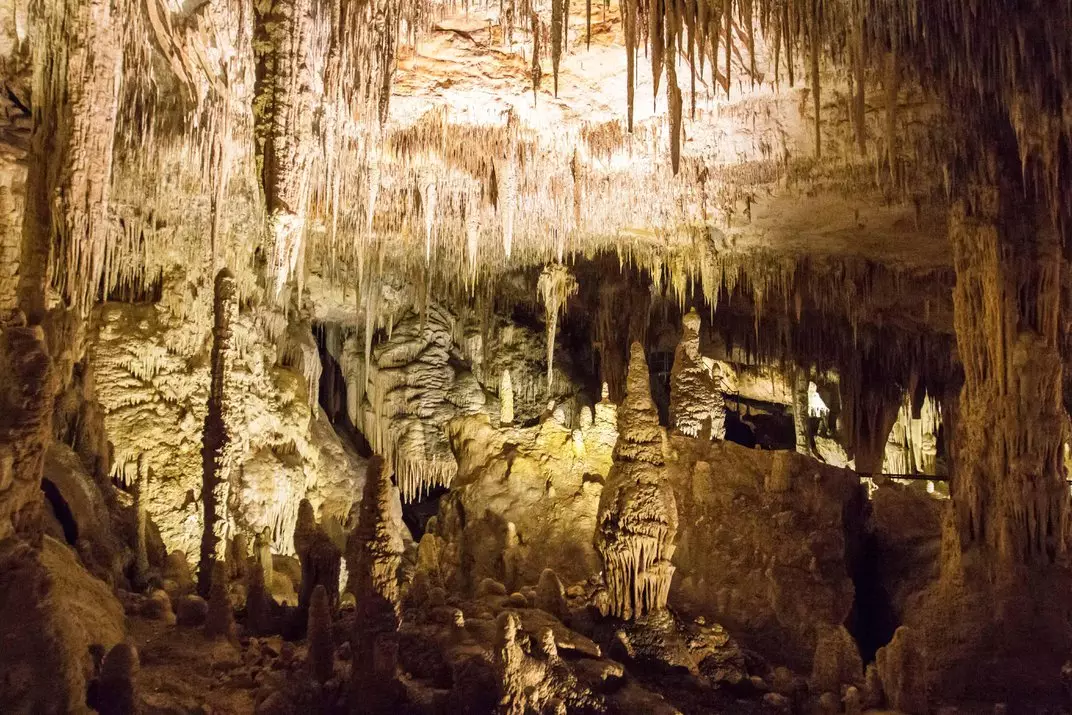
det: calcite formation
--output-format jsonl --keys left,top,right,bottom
{"left": 199, "top": 268, "right": 238, "bottom": 596}
{"left": 349, "top": 456, "right": 406, "bottom": 708}
{"left": 669, "top": 309, "right": 724, "bottom": 440}
{"left": 596, "top": 342, "right": 678, "bottom": 620}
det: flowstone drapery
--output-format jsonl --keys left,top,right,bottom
{"left": 595, "top": 342, "right": 678, "bottom": 620}
{"left": 949, "top": 191, "right": 1067, "bottom": 565}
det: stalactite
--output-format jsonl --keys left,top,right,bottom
{"left": 22, "top": 0, "right": 122, "bottom": 321}
{"left": 552, "top": 0, "right": 564, "bottom": 96}
{"left": 586, "top": 0, "right": 592, "bottom": 49}
{"left": 950, "top": 186, "right": 1067, "bottom": 567}
{"left": 537, "top": 264, "right": 579, "bottom": 392}
{"left": 622, "top": 0, "right": 636, "bottom": 131}
{"left": 531, "top": 13, "right": 543, "bottom": 102}
{"left": 651, "top": 0, "right": 664, "bottom": 102}
{"left": 198, "top": 269, "right": 238, "bottom": 598}
{"left": 133, "top": 456, "right": 150, "bottom": 588}
{"left": 809, "top": 0, "right": 821, "bottom": 159}
{"left": 666, "top": 25, "right": 682, "bottom": 175}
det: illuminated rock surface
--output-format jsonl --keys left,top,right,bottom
{"left": 1, "top": 0, "right": 1071, "bottom": 709}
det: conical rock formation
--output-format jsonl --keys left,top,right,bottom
{"left": 595, "top": 342, "right": 678, "bottom": 620}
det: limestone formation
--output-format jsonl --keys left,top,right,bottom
{"left": 875, "top": 626, "right": 928, "bottom": 714}
{"left": 307, "top": 584, "right": 334, "bottom": 683}
{"left": 204, "top": 561, "right": 236, "bottom": 640}
{"left": 92, "top": 642, "right": 140, "bottom": 715}
{"left": 198, "top": 269, "right": 239, "bottom": 598}
{"left": 499, "top": 369, "right": 514, "bottom": 426}
{"left": 227, "top": 533, "right": 250, "bottom": 583}
{"left": 349, "top": 456, "right": 406, "bottom": 708}
{"left": 595, "top": 342, "right": 678, "bottom": 620}
{"left": 669, "top": 310, "right": 724, "bottom": 440}
{"left": 255, "top": 526, "right": 275, "bottom": 589}
{"left": 296, "top": 517, "right": 342, "bottom": 615}
{"left": 245, "top": 556, "right": 274, "bottom": 636}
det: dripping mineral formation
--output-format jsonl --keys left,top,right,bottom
{"left": 0, "top": 0, "right": 1070, "bottom": 711}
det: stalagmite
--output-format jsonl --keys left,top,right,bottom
{"left": 295, "top": 502, "right": 342, "bottom": 614}
{"left": 133, "top": 459, "right": 150, "bottom": 588}
{"left": 792, "top": 367, "right": 812, "bottom": 456}
{"left": 198, "top": 269, "right": 238, "bottom": 598}
{"left": 204, "top": 561, "right": 235, "bottom": 640}
{"left": 92, "top": 643, "right": 139, "bottom": 715}
{"left": 669, "top": 309, "right": 724, "bottom": 440}
{"left": 255, "top": 526, "right": 275, "bottom": 589}
{"left": 307, "top": 584, "right": 335, "bottom": 683}
{"left": 500, "top": 369, "right": 515, "bottom": 425}
{"left": 349, "top": 456, "right": 405, "bottom": 710}
{"left": 245, "top": 557, "right": 273, "bottom": 636}
{"left": 595, "top": 342, "right": 678, "bottom": 620}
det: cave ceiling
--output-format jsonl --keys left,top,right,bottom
{"left": 1, "top": 0, "right": 1066, "bottom": 336}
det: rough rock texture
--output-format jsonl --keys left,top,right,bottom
{"left": 90, "top": 278, "right": 365, "bottom": 566}
{"left": 199, "top": 268, "right": 239, "bottom": 596}
{"left": 0, "top": 324, "right": 56, "bottom": 541}
{"left": 596, "top": 342, "right": 678, "bottom": 620}
{"left": 0, "top": 537, "right": 125, "bottom": 712}
{"left": 345, "top": 455, "right": 406, "bottom": 604}
{"left": 875, "top": 626, "right": 927, "bottom": 714}
{"left": 349, "top": 456, "right": 406, "bottom": 710}
{"left": 425, "top": 403, "right": 615, "bottom": 594}
{"left": 341, "top": 304, "right": 486, "bottom": 502}
{"left": 669, "top": 310, "right": 724, "bottom": 440}
{"left": 668, "top": 444, "right": 865, "bottom": 669}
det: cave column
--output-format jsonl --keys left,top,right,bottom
{"left": 949, "top": 192, "right": 1066, "bottom": 565}
{"left": 198, "top": 269, "right": 239, "bottom": 596}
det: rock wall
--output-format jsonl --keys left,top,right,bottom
{"left": 666, "top": 440, "right": 866, "bottom": 669}
{"left": 0, "top": 537, "right": 125, "bottom": 712}
{"left": 90, "top": 276, "right": 364, "bottom": 564}
{"left": 423, "top": 404, "right": 617, "bottom": 593}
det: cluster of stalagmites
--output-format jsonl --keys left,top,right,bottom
{"left": 595, "top": 342, "right": 678, "bottom": 621}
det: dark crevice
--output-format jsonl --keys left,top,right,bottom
{"left": 41, "top": 478, "right": 79, "bottom": 545}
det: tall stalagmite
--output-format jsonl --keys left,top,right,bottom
{"left": 595, "top": 342, "right": 678, "bottom": 620}
{"left": 669, "top": 309, "right": 724, "bottom": 439}
{"left": 348, "top": 455, "right": 405, "bottom": 709}
{"left": 198, "top": 269, "right": 239, "bottom": 597}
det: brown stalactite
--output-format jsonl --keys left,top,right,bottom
{"left": 199, "top": 269, "right": 238, "bottom": 598}
{"left": 623, "top": 0, "right": 637, "bottom": 131}
{"left": 19, "top": 0, "right": 121, "bottom": 321}
{"left": 809, "top": 0, "right": 821, "bottom": 160}
{"left": 254, "top": 0, "right": 322, "bottom": 299}
{"left": 667, "top": 24, "right": 682, "bottom": 174}
{"left": 552, "top": 0, "right": 564, "bottom": 96}
{"left": 651, "top": 0, "right": 664, "bottom": 102}
{"left": 950, "top": 191, "right": 1067, "bottom": 567}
